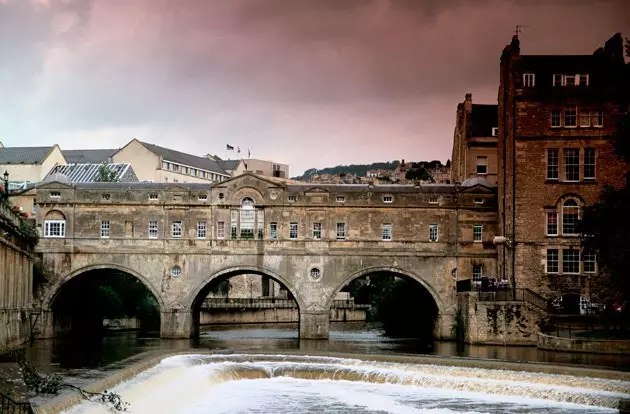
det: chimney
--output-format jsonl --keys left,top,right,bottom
{"left": 464, "top": 93, "right": 473, "bottom": 113}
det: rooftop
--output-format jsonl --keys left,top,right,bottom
{"left": 139, "top": 141, "right": 228, "bottom": 176}
{"left": 0, "top": 146, "right": 55, "bottom": 165}
{"left": 62, "top": 149, "right": 117, "bottom": 164}
{"left": 46, "top": 163, "right": 138, "bottom": 183}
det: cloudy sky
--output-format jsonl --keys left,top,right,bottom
{"left": 1, "top": 0, "right": 628, "bottom": 175}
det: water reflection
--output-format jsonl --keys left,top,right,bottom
{"left": 24, "top": 322, "right": 630, "bottom": 374}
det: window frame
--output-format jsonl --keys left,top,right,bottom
{"left": 171, "top": 221, "right": 183, "bottom": 239}
{"left": 312, "top": 222, "right": 322, "bottom": 240}
{"left": 579, "top": 111, "right": 590, "bottom": 128}
{"left": 475, "top": 156, "right": 488, "bottom": 175}
{"left": 336, "top": 196, "right": 345, "bottom": 203}
{"left": 473, "top": 224, "right": 482, "bottom": 243}
{"left": 523, "top": 72, "right": 535, "bottom": 87}
{"left": 382, "top": 223, "right": 392, "bottom": 241}
{"left": 547, "top": 149, "right": 559, "bottom": 180}
{"left": 546, "top": 249, "right": 559, "bottom": 274}
{"left": 428, "top": 197, "right": 439, "bottom": 204}
{"left": 582, "top": 251, "right": 597, "bottom": 273}
{"left": 382, "top": 195, "right": 393, "bottom": 204}
{"left": 429, "top": 224, "right": 438, "bottom": 242}
{"left": 546, "top": 211, "right": 558, "bottom": 236}
{"left": 592, "top": 111, "right": 603, "bottom": 127}
{"left": 578, "top": 74, "right": 589, "bottom": 86}
{"left": 336, "top": 222, "right": 346, "bottom": 240}
{"left": 550, "top": 110, "right": 561, "bottom": 128}
{"left": 562, "top": 249, "right": 580, "bottom": 274}
{"left": 563, "top": 148, "right": 580, "bottom": 182}
{"left": 564, "top": 75, "right": 576, "bottom": 86}
{"left": 584, "top": 148, "right": 596, "bottom": 180}
{"left": 564, "top": 106, "right": 577, "bottom": 128}
{"left": 216, "top": 221, "right": 225, "bottom": 239}
{"left": 289, "top": 222, "right": 298, "bottom": 240}
{"left": 44, "top": 220, "right": 66, "bottom": 238}
{"left": 562, "top": 199, "right": 579, "bottom": 236}
{"left": 269, "top": 222, "right": 278, "bottom": 240}
{"left": 287, "top": 195, "right": 297, "bottom": 203}
{"left": 552, "top": 74, "right": 563, "bottom": 86}
{"left": 472, "top": 264, "right": 483, "bottom": 284}
{"left": 197, "top": 221, "right": 207, "bottom": 239}
{"left": 100, "top": 220, "right": 110, "bottom": 238}
{"left": 148, "top": 221, "right": 158, "bottom": 239}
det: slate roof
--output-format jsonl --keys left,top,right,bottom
{"left": 139, "top": 141, "right": 228, "bottom": 176}
{"left": 72, "top": 182, "right": 211, "bottom": 190}
{"left": 0, "top": 146, "right": 54, "bottom": 164}
{"left": 218, "top": 159, "right": 241, "bottom": 171}
{"left": 63, "top": 149, "right": 117, "bottom": 164}
{"left": 285, "top": 183, "right": 458, "bottom": 194}
{"left": 470, "top": 104, "right": 498, "bottom": 137}
{"left": 46, "top": 163, "right": 139, "bottom": 183}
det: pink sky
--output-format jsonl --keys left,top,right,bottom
{"left": 0, "top": 0, "right": 628, "bottom": 175}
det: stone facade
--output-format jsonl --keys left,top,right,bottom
{"left": 497, "top": 33, "right": 629, "bottom": 305}
{"left": 33, "top": 173, "right": 497, "bottom": 339}
{"left": 0, "top": 201, "right": 35, "bottom": 351}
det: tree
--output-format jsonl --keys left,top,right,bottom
{"left": 95, "top": 162, "right": 119, "bottom": 182}
{"left": 405, "top": 167, "right": 432, "bottom": 181}
{"left": 579, "top": 37, "right": 630, "bottom": 301}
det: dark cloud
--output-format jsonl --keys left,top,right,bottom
{"left": 0, "top": 0, "right": 627, "bottom": 174}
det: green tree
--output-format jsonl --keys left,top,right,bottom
{"left": 405, "top": 167, "right": 432, "bottom": 181}
{"left": 579, "top": 38, "right": 630, "bottom": 301}
{"left": 95, "top": 162, "right": 119, "bottom": 182}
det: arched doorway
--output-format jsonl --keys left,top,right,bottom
{"left": 48, "top": 267, "right": 162, "bottom": 338}
{"left": 188, "top": 267, "right": 304, "bottom": 339}
{"left": 329, "top": 268, "right": 442, "bottom": 344}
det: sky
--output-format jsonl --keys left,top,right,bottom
{"left": 1, "top": 0, "right": 628, "bottom": 176}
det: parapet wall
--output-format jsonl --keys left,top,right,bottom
{"left": 538, "top": 333, "right": 630, "bottom": 355}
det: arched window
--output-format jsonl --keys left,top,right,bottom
{"left": 44, "top": 210, "right": 66, "bottom": 238}
{"left": 239, "top": 197, "right": 255, "bottom": 239}
{"left": 562, "top": 199, "right": 579, "bottom": 235}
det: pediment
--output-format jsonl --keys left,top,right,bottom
{"left": 304, "top": 186, "right": 330, "bottom": 194}
{"left": 459, "top": 184, "right": 495, "bottom": 194}
{"left": 214, "top": 172, "right": 285, "bottom": 190}
{"left": 36, "top": 181, "right": 74, "bottom": 190}
{"left": 166, "top": 185, "right": 193, "bottom": 192}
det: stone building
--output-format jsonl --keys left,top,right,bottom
{"left": 0, "top": 201, "right": 35, "bottom": 351}
{"left": 451, "top": 94, "right": 499, "bottom": 186}
{"left": 496, "top": 32, "right": 629, "bottom": 308}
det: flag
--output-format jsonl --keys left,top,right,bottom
{"left": 248, "top": 148, "right": 251, "bottom": 158}
{"left": 226, "top": 144, "right": 234, "bottom": 151}
{"left": 237, "top": 145, "right": 241, "bottom": 154}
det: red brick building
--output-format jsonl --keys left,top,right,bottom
{"left": 496, "top": 33, "right": 628, "bottom": 308}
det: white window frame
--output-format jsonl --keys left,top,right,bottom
{"left": 197, "top": 221, "right": 207, "bottom": 239}
{"left": 270, "top": 222, "right": 278, "bottom": 240}
{"left": 562, "top": 199, "right": 579, "bottom": 236}
{"left": 49, "top": 191, "right": 61, "bottom": 199}
{"left": 172, "top": 221, "right": 183, "bottom": 238}
{"left": 336, "top": 222, "right": 346, "bottom": 240}
{"left": 582, "top": 251, "right": 597, "bottom": 273}
{"left": 289, "top": 222, "right": 298, "bottom": 240}
{"left": 562, "top": 249, "right": 580, "bottom": 274}
{"left": 523, "top": 73, "right": 535, "bottom": 87}
{"left": 584, "top": 148, "right": 596, "bottom": 180}
{"left": 216, "top": 221, "right": 225, "bottom": 239}
{"left": 473, "top": 224, "right": 482, "bottom": 242}
{"left": 476, "top": 156, "right": 488, "bottom": 175}
{"left": 287, "top": 195, "right": 297, "bottom": 203}
{"left": 578, "top": 74, "right": 589, "bottom": 86}
{"left": 312, "top": 222, "right": 322, "bottom": 240}
{"left": 336, "top": 196, "right": 345, "bottom": 203}
{"left": 547, "top": 149, "right": 559, "bottom": 180}
{"left": 491, "top": 127, "right": 499, "bottom": 136}
{"left": 563, "top": 148, "right": 580, "bottom": 182}
{"left": 546, "top": 249, "right": 559, "bottom": 274}
{"left": 44, "top": 220, "right": 66, "bottom": 238}
{"left": 564, "top": 106, "right": 577, "bottom": 128}
{"left": 100, "top": 220, "right": 110, "bottom": 238}
{"left": 472, "top": 265, "right": 483, "bottom": 284}
{"left": 148, "top": 221, "right": 158, "bottom": 239}
{"left": 564, "top": 74, "right": 576, "bottom": 86}
{"left": 382, "top": 223, "right": 392, "bottom": 241}
{"left": 546, "top": 211, "right": 558, "bottom": 236}
{"left": 428, "top": 197, "right": 439, "bottom": 204}
{"left": 474, "top": 198, "right": 484, "bottom": 205}
{"left": 429, "top": 224, "right": 438, "bottom": 242}
{"left": 552, "top": 74, "right": 563, "bottom": 86}
{"left": 198, "top": 194, "right": 208, "bottom": 201}
{"left": 382, "top": 195, "right": 393, "bottom": 204}
{"left": 550, "top": 110, "right": 562, "bottom": 128}
{"left": 149, "top": 194, "right": 158, "bottom": 201}
{"left": 593, "top": 111, "right": 603, "bottom": 127}
{"left": 579, "top": 111, "right": 590, "bottom": 127}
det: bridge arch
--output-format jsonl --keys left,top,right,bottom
{"left": 326, "top": 265, "right": 445, "bottom": 313}
{"left": 42, "top": 263, "right": 166, "bottom": 312}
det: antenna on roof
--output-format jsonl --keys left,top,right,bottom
{"left": 514, "top": 25, "right": 528, "bottom": 37}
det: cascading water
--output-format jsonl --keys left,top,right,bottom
{"left": 62, "top": 354, "right": 630, "bottom": 414}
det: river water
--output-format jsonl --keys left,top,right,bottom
{"left": 19, "top": 322, "right": 630, "bottom": 413}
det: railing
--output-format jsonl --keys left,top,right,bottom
{"left": 0, "top": 391, "right": 32, "bottom": 414}
{"left": 0, "top": 201, "right": 20, "bottom": 228}
{"left": 201, "top": 298, "right": 370, "bottom": 310}
{"left": 477, "top": 288, "right": 548, "bottom": 312}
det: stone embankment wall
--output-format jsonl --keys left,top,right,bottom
{"left": 538, "top": 333, "right": 630, "bottom": 355}
{"left": 102, "top": 317, "right": 141, "bottom": 330}
{"left": 200, "top": 307, "right": 366, "bottom": 325}
{"left": 0, "top": 202, "right": 35, "bottom": 351}
{"left": 458, "top": 292, "right": 541, "bottom": 345}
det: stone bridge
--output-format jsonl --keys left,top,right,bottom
{"left": 32, "top": 173, "right": 498, "bottom": 339}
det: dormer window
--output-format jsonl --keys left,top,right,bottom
{"left": 287, "top": 195, "right": 297, "bottom": 203}
{"left": 523, "top": 73, "right": 535, "bottom": 87}
{"left": 336, "top": 196, "right": 345, "bottom": 203}
{"left": 50, "top": 192, "right": 60, "bottom": 199}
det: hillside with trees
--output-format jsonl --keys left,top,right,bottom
{"left": 294, "top": 159, "right": 448, "bottom": 180}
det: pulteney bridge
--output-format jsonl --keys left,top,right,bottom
{"left": 32, "top": 173, "right": 497, "bottom": 339}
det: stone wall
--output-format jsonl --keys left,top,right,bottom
{"left": 458, "top": 292, "right": 541, "bottom": 345}
{"left": 200, "top": 307, "right": 366, "bottom": 325}
{"left": 538, "top": 333, "right": 630, "bottom": 355}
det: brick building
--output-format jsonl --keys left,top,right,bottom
{"left": 496, "top": 32, "right": 629, "bottom": 308}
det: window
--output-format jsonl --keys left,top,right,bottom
{"left": 546, "top": 249, "right": 559, "bottom": 273}
{"left": 287, "top": 195, "right": 297, "bottom": 203}
{"left": 198, "top": 194, "right": 207, "bottom": 201}
{"left": 429, "top": 224, "right": 438, "bottom": 242}
{"left": 593, "top": 111, "right": 603, "bottom": 127}
{"left": 523, "top": 73, "right": 535, "bottom": 87}
{"left": 562, "top": 199, "right": 579, "bottom": 236}
{"left": 476, "top": 156, "right": 488, "bottom": 175}
{"left": 239, "top": 197, "right": 255, "bottom": 239}
{"left": 564, "top": 149, "right": 580, "bottom": 181}
{"left": 583, "top": 252, "right": 596, "bottom": 273}
{"left": 474, "top": 198, "right": 484, "bottom": 205}
{"left": 50, "top": 191, "right": 61, "bottom": 199}
{"left": 336, "top": 196, "right": 345, "bottom": 203}
{"left": 197, "top": 221, "right": 207, "bottom": 239}
{"left": 289, "top": 222, "right": 298, "bottom": 240}
{"left": 564, "top": 107, "right": 577, "bottom": 127}
{"left": 149, "top": 221, "right": 158, "bottom": 239}
{"left": 216, "top": 221, "right": 225, "bottom": 239}
{"left": 101, "top": 193, "right": 111, "bottom": 200}
{"left": 310, "top": 268, "right": 321, "bottom": 279}
{"left": 563, "top": 249, "right": 580, "bottom": 274}
{"left": 584, "top": 148, "right": 596, "bottom": 180}
{"left": 546, "top": 211, "right": 558, "bottom": 236}
{"left": 550, "top": 110, "right": 561, "bottom": 128}
{"left": 473, "top": 224, "right": 482, "bottom": 242}
{"left": 336, "top": 222, "right": 346, "bottom": 240}
{"left": 172, "top": 221, "right": 183, "bottom": 238}
{"left": 172, "top": 164, "right": 180, "bottom": 172}
{"left": 149, "top": 193, "right": 158, "bottom": 200}
{"left": 270, "top": 222, "right": 278, "bottom": 240}
{"left": 382, "top": 223, "right": 392, "bottom": 241}
{"left": 382, "top": 195, "right": 393, "bottom": 203}
{"left": 491, "top": 127, "right": 499, "bottom": 136}
{"left": 162, "top": 161, "right": 169, "bottom": 170}
{"left": 100, "top": 220, "right": 110, "bottom": 238}
{"left": 429, "top": 197, "right": 439, "bottom": 204}
{"left": 580, "top": 111, "right": 590, "bottom": 127}
{"left": 578, "top": 74, "right": 589, "bottom": 86}
{"left": 553, "top": 74, "right": 563, "bottom": 86}
{"left": 173, "top": 179, "right": 178, "bottom": 183}
{"left": 564, "top": 75, "right": 576, "bottom": 86}
{"left": 44, "top": 220, "right": 65, "bottom": 238}
{"left": 472, "top": 265, "right": 483, "bottom": 284}
{"left": 312, "top": 222, "right": 322, "bottom": 239}
{"left": 171, "top": 265, "right": 182, "bottom": 278}
{"left": 547, "top": 149, "right": 559, "bottom": 180}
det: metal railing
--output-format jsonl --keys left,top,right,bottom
{"left": 0, "top": 392, "right": 32, "bottom": 414}
{"left": 201, "top": 298, "right": 370, "bottom": 310}
{"left": 477, "top": 288, "right": 548, "bottom": 312}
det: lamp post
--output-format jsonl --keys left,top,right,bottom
{"left": 2, "top": 170, "right": 8, "bottom": 200}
